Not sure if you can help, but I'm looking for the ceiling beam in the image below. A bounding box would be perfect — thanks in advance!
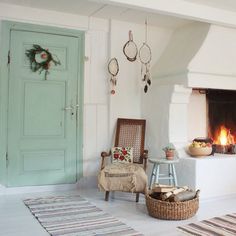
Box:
[93,0,236,28]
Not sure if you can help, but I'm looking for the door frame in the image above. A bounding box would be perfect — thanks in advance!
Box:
[0,20,85,186]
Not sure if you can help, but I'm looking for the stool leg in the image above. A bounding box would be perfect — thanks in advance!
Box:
[168,164,173,186]
[155,164,160,184]
[149,163,156,188]
[172,164,178,186]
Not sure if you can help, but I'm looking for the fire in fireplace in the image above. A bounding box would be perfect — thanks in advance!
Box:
[214,125,235,145]
[207,90,236,154]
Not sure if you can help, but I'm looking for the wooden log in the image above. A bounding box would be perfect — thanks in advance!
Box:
[172,190,196,202]
[152,184,176,193]
[161,186,188,201]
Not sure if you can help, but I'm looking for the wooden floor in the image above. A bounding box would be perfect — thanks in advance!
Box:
[1,188,236,236]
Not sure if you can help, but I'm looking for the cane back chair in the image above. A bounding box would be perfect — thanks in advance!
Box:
[100,118,148,202]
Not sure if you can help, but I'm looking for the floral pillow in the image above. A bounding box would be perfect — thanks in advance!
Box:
[111,147,133,163]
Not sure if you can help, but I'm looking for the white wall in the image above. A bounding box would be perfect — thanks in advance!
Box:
[141,84,172,159]
[176,155,236,199]
[109,20,173,137]
[187,90,207,141]
[0,3,173,186]
[83,29,109,180]
[152,22,210,79]
[141,84,192,157]
[152,22,236,91]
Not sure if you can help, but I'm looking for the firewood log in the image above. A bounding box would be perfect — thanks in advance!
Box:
[161,186,188,200]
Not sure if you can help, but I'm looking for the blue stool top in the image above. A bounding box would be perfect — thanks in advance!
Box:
[149,158,179,164]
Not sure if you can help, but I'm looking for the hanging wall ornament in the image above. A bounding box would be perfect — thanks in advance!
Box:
[26,44,61,80]
[139,20,152,93]
[108,58,119,95]
[123,30,138,62]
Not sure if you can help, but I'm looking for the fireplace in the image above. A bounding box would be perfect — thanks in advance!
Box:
[207,89,236,154]
[143,23,236,198]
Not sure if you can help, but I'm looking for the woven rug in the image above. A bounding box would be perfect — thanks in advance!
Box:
[24,195,143,236]
[178,213,236,236]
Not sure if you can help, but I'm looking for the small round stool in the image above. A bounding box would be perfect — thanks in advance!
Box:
[149,158,179,188]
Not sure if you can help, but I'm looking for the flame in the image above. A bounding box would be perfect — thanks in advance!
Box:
[214,125,235,145]
[219,127,227,145]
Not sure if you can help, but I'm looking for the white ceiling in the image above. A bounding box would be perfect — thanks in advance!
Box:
[0,0,193,29]
[184,0,236,12]
[2,0,235,28]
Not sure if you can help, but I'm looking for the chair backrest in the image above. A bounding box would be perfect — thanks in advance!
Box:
[115,118,146,164]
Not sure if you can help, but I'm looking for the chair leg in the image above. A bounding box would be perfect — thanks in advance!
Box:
[105,191,109,201]
[136,193,140,202]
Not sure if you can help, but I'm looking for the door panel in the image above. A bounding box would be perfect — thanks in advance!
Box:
[23,81,65,137]
[21,150,65,172]
[7,30,79,186]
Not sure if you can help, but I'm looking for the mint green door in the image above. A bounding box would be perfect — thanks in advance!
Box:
[7,29,79,186]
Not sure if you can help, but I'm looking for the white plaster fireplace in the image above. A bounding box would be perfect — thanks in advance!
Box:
[142,22,236,199]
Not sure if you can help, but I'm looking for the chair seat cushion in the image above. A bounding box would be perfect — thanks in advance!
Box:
[98,163,148,193]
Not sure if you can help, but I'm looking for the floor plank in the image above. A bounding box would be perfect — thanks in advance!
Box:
[0,188,236,236]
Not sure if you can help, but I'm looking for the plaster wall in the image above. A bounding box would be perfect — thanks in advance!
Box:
[189,25,236,75]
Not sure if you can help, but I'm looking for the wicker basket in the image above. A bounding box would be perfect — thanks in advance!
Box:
[146,194,199,220]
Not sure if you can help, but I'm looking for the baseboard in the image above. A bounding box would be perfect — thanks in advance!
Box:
[77,176,98,189]
[0,176,98,195]
[0,183,79,195]
[200,192,236,203]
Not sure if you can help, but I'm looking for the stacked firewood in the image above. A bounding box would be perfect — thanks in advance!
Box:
[150,184,200,202]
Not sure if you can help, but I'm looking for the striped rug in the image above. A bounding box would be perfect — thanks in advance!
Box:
[178,213,236,236]
[24,195,143,236]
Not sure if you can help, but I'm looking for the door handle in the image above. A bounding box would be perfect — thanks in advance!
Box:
[64,106,74,111]
[64,105,78,111]
[64,105,75,119]
[64,104,78,119]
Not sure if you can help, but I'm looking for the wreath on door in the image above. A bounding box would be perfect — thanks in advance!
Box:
[26,44,60,80]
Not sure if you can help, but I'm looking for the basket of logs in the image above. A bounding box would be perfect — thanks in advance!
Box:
[146,184,200,220]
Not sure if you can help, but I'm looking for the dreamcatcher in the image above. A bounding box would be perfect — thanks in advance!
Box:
[108,58,119,95]
[139,20,152,93]
[123,30,138,62]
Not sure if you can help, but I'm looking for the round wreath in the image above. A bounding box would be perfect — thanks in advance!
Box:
[26,44,60,80]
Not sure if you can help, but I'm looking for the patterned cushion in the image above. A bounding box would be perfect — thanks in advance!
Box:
[111,147,133,163]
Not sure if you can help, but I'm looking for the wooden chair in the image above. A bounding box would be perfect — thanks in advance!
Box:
[99,118,148,202]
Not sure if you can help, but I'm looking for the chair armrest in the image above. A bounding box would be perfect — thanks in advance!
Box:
[101,151,111,158]
[141,149,148,171]
[100,151,111,170]
[142,149,148,159]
